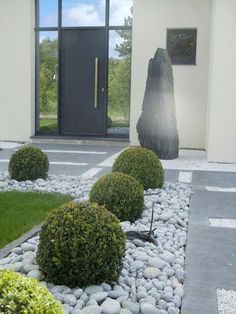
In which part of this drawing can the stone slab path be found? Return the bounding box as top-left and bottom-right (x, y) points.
(182, 172), (236, 314)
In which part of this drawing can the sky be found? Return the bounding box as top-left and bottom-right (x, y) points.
(39, 0), (132, 58)
(39, 0), (132, 27)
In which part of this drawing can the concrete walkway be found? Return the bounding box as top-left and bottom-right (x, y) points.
(0, 143), (127, 177)
(182, 172), (236, 314)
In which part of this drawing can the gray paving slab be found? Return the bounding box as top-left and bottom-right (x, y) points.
(164, 169), (179, 182)
(0, 143), (125, 176)
(181, 295), (218, 313)
(95, 167), (112, 178)
(39, 152), (109, 164)
(183, 188), (236, 313)
(189, 190), (236, 224)
(181, 310), (216, 314)
(48, 164), (91, 176)
(184, 284), (216, 299)
(184, 226), (236, 289)
(33, 143), (127, 153)
(192, 170), (236, 188)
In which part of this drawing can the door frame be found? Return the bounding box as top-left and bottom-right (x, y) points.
(34, 0), (132, 138)
(59, 28), (108, 136)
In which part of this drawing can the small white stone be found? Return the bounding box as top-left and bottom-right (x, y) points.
(159, 211), (173, 221)
(131, 261), (144, 269)
(27, 270), (42, 280)
(119, 309), (132, 314)
(144, 267), (160, 279)
(101, 283), (112, 291)
(23, 264), (39, 274)
(62, 304), (70, 314)
(122, 299), (139, 314)
(4, 262), (22, 272)
(0, 256), (12, 266)
(64, 294), (77, 307)
(85, 285), (104, 295)
(11, 247), (23, 255)
(174, 285), (184, 298)
(23, 251), (35, 259)
(140, 303), (159, 314)
(73, 288), (83, 298)
(101, 298), (121, 314)
(80, 305), (102, 314)
(160, 252), (175, 264)
(21, 243), (36, 252)
(148, 257), (166, 269)
(133, 239), (145, 247)
(90, 292), (108, 303)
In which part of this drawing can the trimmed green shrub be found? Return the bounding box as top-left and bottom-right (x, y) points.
(0, 270), (63, 314)
(9, 146), (49, 181)
(112, 147), (164, 190)
(90, 172), (144, 222)
(37, 201), (125, 287)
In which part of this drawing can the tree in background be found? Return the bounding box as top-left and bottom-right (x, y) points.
(39, 38), (58, 115)
(115, 14), (132, 58)
(108, 11), (132, 126)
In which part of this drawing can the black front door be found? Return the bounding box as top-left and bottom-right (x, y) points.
(60, 29), (106, 136)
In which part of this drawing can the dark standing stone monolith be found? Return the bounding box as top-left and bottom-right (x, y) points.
(137, 48), (179, 159)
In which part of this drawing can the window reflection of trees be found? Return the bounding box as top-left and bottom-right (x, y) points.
(39, 33), (58, 134)
(108, 9), (132, 134)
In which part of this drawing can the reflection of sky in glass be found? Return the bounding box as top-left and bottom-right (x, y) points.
(39, 0), (58, 27)
(39, 0), (132, 28)
(109, 0), (133, 26)
(62, 0), (106, 26)
(39, 31), (58, 43)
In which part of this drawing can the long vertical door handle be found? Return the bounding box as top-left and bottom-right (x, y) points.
(94, 57), (99, 109)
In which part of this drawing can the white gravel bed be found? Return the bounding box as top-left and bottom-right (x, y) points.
(0, 172), (191, 314)
(0, 171), (94, 201)
(209, 218), (236, 229)
(217, 289), (236, 314)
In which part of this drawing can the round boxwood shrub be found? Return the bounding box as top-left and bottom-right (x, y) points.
(90, 172), (144, 222)
(37, 201), (125, 287)
(9, 146), (49, 181)
(0, 270), (63, 314)
(112, 147), (164, 190)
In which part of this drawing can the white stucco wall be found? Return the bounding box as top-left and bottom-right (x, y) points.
(0, 0), (35, 142)
(207, 0), (236, 163)
(130, 0), (212, 149)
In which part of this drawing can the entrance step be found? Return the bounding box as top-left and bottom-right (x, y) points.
(30, 136), (129, 147)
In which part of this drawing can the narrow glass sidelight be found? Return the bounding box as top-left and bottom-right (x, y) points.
(38, 31), (58, 134)
(107, 28), (132, 136)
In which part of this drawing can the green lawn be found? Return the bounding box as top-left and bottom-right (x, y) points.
(0, 191), (73, 248)
(111, 120), (129, 128)
(40, 119), (58, 134)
